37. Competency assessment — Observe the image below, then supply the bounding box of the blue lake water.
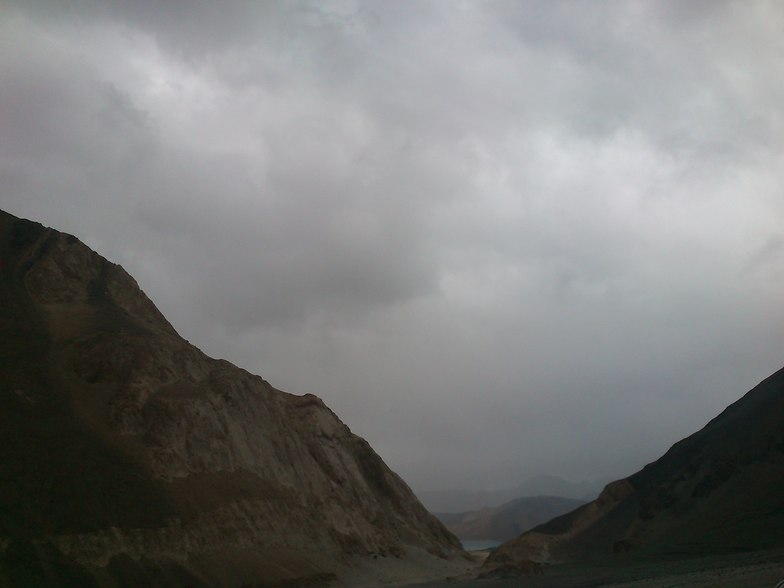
[461,539,502,551]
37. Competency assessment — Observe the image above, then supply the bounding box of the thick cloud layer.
[2,0,784,493]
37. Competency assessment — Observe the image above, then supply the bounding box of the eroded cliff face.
[0,210,461,587]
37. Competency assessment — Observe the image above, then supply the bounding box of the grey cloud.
[2,0,784,495]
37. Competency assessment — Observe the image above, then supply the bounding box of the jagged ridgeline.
[0,209,462,587]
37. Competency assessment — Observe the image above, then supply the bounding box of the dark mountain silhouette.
[0,209,462,587]
[486,365,784,571]
[435,495,586,542]
[419,476,604,513]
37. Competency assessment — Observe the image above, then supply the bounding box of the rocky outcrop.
[485,366,784,570]
[0,209,462,587]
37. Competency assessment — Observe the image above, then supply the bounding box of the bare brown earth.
[0,209,463,587]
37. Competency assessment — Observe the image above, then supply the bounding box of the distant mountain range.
[436,495,586,542]
[486,365,784,572]
[419,475,606,513]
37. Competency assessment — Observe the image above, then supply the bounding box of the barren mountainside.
[486,364,784,571]
[0,209,462,587]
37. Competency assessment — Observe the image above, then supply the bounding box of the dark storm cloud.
[2,0,784,494]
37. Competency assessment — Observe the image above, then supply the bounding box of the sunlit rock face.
[485,365,784,572]
[0,209,461,587]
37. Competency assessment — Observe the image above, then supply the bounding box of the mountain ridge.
[485,364,784,571]
[0,209,463,586]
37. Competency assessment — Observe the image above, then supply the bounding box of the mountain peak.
[0,209,463,586]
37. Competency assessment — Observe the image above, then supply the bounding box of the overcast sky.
[2,0,784,495]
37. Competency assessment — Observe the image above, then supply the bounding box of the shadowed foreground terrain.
[412,548,784,587]
[0,209,463,587]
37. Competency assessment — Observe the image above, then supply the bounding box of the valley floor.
[397,548,784,588]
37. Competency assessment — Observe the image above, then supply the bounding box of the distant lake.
[461,539,501,551]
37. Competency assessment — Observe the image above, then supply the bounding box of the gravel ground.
[402,549,784,588]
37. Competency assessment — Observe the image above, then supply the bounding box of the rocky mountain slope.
[0,209,462,587]
[486,365,784,570]
[436,496,585,542]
